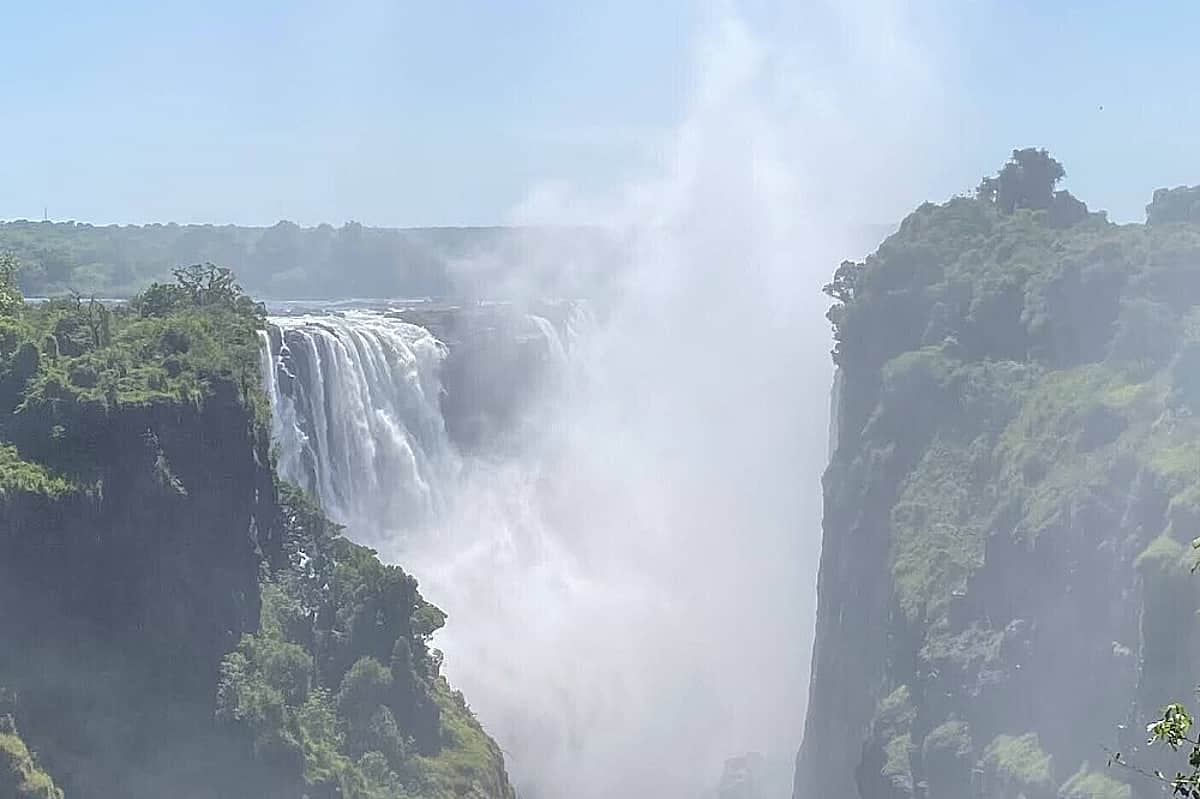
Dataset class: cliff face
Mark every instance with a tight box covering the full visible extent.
[796,192,1200,799]
[0,398,276,797]
[0,286,513,798]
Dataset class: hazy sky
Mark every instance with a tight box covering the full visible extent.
[2,1,1197,226]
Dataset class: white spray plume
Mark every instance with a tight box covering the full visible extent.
[393,3,947,796]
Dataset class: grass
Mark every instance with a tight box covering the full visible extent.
[891,439,985,621]
[981,732,1053,791]
[413,679,513,799]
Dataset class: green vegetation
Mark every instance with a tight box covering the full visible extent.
[982,733,1054,793]
[808,150,1200,799]
[976,147,1087,227]
[0,220,613,300]
[923,720,972,760]
[882,734,915,785]
[824,150,1200,623]
[217,485,511,798]
[0,263,511,797]
[0,263,269,489]
[871,687,917,791]
[0,444,73,498]
[1059,764,1131,799]
[875,685,917,738]
[0,220,456,299]
[1134,534,1190,577]
[891,438,985,620]
[0,718,62,799]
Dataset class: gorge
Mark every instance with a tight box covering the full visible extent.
[797,169,1200,799]
[256,277,819,799]
[10,4,1200,799]
[8,159,1200,799]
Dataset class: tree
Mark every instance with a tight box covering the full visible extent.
[172,262,240,307]
[134,262,264,323]
[977,148,1066,213]
[0,253,23,316]
[1112,701,1200,797]
[823,259,866,305]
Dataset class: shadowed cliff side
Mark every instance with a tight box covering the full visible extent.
[796,153,1200,799]
[0,265,513,798]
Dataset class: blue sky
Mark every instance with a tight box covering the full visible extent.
[1,1,1197,226]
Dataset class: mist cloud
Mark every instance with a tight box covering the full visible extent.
[398,3,948,796]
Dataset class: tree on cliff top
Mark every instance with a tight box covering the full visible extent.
[977,148,1066,213]
[133,262,264,323]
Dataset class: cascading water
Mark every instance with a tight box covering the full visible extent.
[260,310,457,539]
[260,306,578,538]
[255,8,887,795]
[260,288,818,799]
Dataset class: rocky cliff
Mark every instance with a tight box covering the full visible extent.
[796,177,1200,799]
[0,273,513,798]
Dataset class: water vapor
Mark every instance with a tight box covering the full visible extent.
[398,4,948,796]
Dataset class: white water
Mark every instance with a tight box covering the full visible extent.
[261,311,456,539]
[259,3,939,795]
[259,293,813,797]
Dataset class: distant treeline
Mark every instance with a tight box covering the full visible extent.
[0,220,617,300]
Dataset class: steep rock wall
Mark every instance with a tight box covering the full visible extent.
[796,194,1200,799]
[0,294,514,798]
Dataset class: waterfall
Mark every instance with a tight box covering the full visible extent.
[257,293,818,799]
[260,310,458,539]
[526,314,568,369]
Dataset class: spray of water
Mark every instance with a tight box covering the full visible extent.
[262,4,943,796]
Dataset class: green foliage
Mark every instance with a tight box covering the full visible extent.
[0,267,511,797]
[0,220,511,299]
[871,687,917,790]
[1135,704,1200,798]
[0,444,75,498]
[982,733,1054,792]
[881,733,914,782]
[821,155,1200,799]
[1148,703,1193,751]
[1108,297,1180,376]
[216,483,511,799]
[977,148,1067,214]
[990,365,1147,543]
[920,622,1003,675]
[891,439,985,620]
[823,259,866,304]
[1059,763,1131,799]
[1135,535,1190,578]
[0,253,23,316]
[0,266,272,490]
[922,719,972,760]
[0,718,63,799]
[875,685,916,740]
[133,263,265,324]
